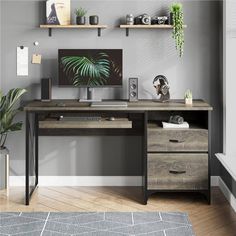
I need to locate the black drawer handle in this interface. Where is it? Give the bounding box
[169,139,185,143]
[169,161,186,174]
[169,170,186,174]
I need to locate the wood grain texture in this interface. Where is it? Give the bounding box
[39,118,132,129]
[0,187,235,236]
[119,24,187,29]
[40,25,107,29]
[148,124,208,152]
[24,100,213,112]
[147,153,208,190]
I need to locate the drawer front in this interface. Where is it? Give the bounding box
[148,128,208,152]
[147,153,208,190]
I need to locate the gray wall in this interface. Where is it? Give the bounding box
[0,0,222,176]
[220,163,236,198]
[218,0,236,197]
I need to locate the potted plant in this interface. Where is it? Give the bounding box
[75,7,87,25]
[0,88,27,150]
[170,3,184,57]
[184,89,192,105]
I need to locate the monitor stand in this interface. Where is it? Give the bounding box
[79,87,102,102]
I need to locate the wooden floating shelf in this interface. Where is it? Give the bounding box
[40,24,108,37]
[120,24,187,36]
[40,25,107,28]
[39,118,132,129]
[120,24,175,29]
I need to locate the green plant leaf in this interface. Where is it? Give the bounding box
[61,53,111,86]
[7,122,23,132]
[74,7,87,17]
[0,88,26,136]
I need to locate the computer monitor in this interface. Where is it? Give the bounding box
[58,49,123,101]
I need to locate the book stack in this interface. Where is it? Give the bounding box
[162,121,189,129]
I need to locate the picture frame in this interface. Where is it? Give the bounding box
[46,0,71,25]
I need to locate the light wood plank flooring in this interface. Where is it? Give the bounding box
[0,187,236,236]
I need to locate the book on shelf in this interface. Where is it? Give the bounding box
[162,121,189,129]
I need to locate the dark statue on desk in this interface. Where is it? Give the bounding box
[153,75,170,102]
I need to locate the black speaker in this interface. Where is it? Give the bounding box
[41,78,52,102]
[129,78,138,102]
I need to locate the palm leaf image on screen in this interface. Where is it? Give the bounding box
[61,53,113,86]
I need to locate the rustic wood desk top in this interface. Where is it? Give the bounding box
[23,99,213,112]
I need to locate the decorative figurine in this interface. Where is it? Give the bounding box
[126,14,134,25]
[153,75,170,102]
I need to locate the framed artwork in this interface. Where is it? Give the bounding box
[46,0,71,25]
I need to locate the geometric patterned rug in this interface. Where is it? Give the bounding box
[0,212,195,236]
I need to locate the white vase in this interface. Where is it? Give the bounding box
[185,98,192,105]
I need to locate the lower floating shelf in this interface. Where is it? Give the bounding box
[40,24,108,37]
[120,24,187,36]
[120,24,176,28]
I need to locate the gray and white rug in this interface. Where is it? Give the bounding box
[0,212,195,236]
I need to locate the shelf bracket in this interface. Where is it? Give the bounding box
[126,28,129,37]
[49,28,52,37]
[98,28,101,37]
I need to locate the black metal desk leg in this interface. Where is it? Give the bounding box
[142,112,148,205]
[25,112,38,205]
[35,114,39,186]
[208,111,212,204]
[25,112,30,205]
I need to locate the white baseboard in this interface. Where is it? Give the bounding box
[218,176,236,212]
[10,176,142,187]
[10,176,219,187]
[211,176,219,186]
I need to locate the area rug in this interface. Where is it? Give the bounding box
[0,212,195,236]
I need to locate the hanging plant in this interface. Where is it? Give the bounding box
[170,3,184,57]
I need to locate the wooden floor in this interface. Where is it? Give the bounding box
[0,187,236,236]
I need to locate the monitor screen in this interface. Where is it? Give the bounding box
[58,49,123,87]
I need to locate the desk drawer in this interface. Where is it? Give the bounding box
[147,153,208,190]
[148,128,208,152]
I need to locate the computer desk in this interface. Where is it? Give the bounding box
[23,99,212,205]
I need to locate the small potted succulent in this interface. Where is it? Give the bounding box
[170,3,184,57]
[184,89,192,105]
[75,7,87,25]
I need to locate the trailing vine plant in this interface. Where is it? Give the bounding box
[170,3,184,57]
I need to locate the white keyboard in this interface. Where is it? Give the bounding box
[91,101,128,107]
[60,116,101,121]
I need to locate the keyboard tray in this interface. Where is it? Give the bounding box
[39,118,132,129]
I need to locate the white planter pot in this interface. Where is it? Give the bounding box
[185,98,192,105]
[0,147,9,191]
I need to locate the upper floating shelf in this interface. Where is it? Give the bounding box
[119,24,187,36]
[40,24,108,37]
